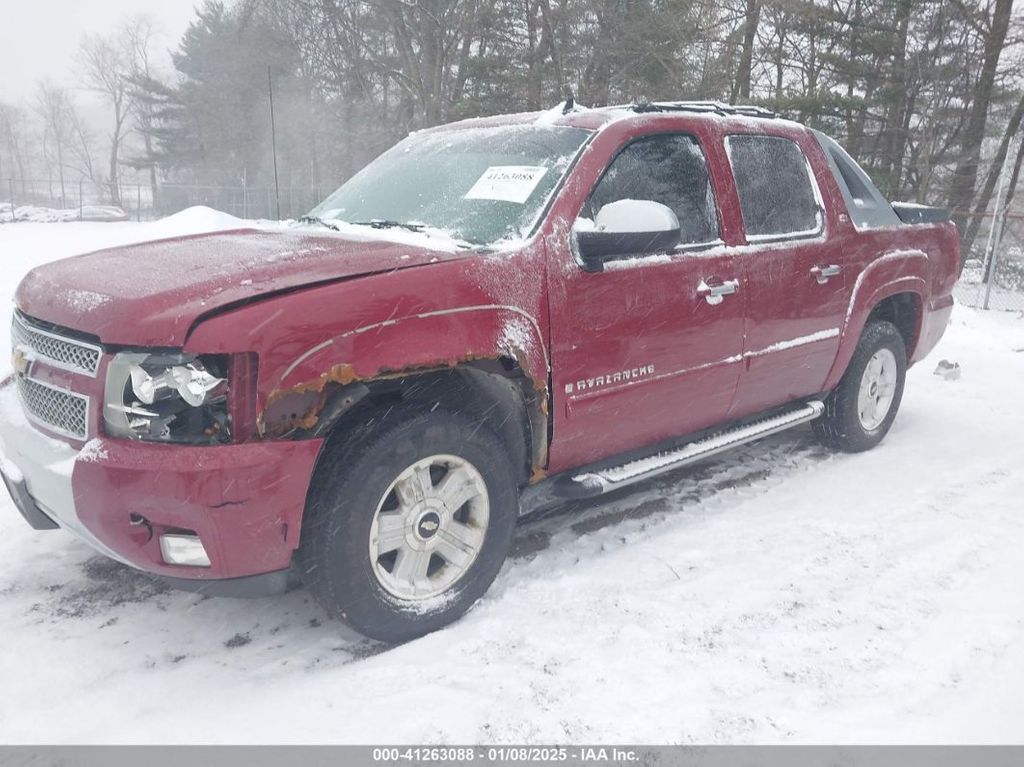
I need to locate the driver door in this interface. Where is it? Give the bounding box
[547,132,745,471]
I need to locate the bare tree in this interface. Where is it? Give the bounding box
[0,102,31,186]
[123,16,160,206]
[80,31,135,205]
[731,0,762,102]
[69,106,98,185]
[947,0,1014,241]
[963,92,1024,250]
[34,81,75,207]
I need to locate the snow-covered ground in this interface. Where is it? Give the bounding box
[0,217,1022,744]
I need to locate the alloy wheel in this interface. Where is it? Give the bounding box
[857,348,898,431]
[368,454,490,600]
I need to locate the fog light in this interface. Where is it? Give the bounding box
[159,533,211,567]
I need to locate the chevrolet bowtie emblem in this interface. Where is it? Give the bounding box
[12,346,30,375]
[419,520,439,532]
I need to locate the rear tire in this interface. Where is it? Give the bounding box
[298,406,518,643]
[813,320,907,453]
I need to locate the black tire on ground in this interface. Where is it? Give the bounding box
[297,405,518,643]
[813,319,908,453]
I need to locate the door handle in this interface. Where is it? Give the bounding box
[697,278,739,306]
[810,264,841,284]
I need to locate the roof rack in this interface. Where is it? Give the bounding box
[629,101,777,119]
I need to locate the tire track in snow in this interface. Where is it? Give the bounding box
[10,420,1009,687]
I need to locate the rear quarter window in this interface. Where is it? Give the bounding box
[726,134,822,240]
[813,130,901,230]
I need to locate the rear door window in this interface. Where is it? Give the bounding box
[726,135,822,240]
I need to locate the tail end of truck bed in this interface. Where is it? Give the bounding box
[891,202,951,226]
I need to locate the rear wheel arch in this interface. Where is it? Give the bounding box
[826,279,925,391]
[865,291,922,360]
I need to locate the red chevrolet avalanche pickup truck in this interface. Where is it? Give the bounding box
[1,102,959,641]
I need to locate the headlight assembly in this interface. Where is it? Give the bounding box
[104,352,231,443]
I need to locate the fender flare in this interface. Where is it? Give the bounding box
[824,250,928,390]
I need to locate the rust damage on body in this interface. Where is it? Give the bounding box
[259,354,550,454]
[259,363,360,435]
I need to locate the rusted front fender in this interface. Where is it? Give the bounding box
[183,245,551,443]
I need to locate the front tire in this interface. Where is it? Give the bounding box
[813,320,907,453]
[298,406,518,643]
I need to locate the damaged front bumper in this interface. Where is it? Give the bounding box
[0,380,322,597]
[1,463,60,531]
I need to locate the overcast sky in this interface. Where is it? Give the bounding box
[0,0,198,103]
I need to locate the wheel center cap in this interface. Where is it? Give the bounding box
[415,510,442,540]
[869,380,878,396]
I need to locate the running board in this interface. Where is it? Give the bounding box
[566,400,825,496]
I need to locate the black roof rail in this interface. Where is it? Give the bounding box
[629,101,777,119]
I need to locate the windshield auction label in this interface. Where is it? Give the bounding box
[464,165,548,204]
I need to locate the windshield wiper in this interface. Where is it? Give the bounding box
[301,215,432,236]
[350,219,426,233]
[297,215,341,231]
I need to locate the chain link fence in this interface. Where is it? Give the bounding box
[954,211,1024,313]
[0,177,326,224]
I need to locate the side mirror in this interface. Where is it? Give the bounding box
[574,199,681,269]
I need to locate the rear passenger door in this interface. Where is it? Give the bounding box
[725,133,851,419]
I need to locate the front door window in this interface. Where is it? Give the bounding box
[585,134,722,250]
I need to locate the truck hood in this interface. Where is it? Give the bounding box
[16,228,468,346]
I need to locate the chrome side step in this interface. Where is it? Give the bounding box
[568,400,825,495]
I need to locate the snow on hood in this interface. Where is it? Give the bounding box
[144,205,248,237]
[15,226,468,347]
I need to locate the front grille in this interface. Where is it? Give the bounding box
[16,376,89,440]
[12,314,101,377]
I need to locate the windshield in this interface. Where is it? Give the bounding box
[308,124,592,246]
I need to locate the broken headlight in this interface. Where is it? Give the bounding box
[104,352,231,443]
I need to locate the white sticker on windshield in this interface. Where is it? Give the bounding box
[464,166,548,204]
